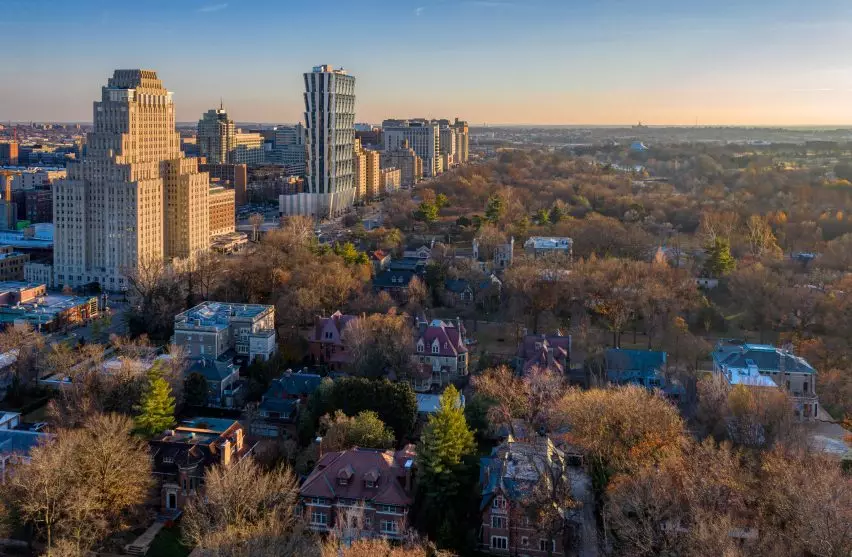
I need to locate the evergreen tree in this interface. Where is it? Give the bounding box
[185,372,209,407]
[550,201,565,223]
[135,364,176,436]
[703,237,736,277]
[485,194,505,224]
[535,208,551,225]
[416,384,477,548]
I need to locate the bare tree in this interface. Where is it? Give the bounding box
[182,458,316,557]
[249,213,264,242]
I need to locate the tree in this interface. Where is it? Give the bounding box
[485,194,505,225]
[249,212,264,242]
[322,537,454,557]
[417,201,439,224]
[343,312,415,379]
[0,324,45,398]
[535,208,551,225]
[10,414,151,554]
[134,364,175,436]
[182,458,316,557]
[319,410,395,451]
[185,372,209,407]
[418,383,475,490]
[550,200,567,224]
[702,237,736,278]
[745,215,781,259]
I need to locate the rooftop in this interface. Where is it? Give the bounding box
[175,301,273,330]
[524,236,573,250]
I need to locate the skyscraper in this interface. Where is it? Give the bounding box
[280,65,355,217]
[198,105,264,166]
[54,69,210,290]
[197,105,235,165]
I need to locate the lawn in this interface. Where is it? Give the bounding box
[147,526,191,557]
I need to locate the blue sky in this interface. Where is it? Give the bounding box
[3,0,852,125]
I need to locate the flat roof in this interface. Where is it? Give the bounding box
[175,301,272,329]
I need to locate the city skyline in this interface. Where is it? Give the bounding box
[4,0,852,125]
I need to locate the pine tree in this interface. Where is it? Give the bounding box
[417,384,476,500]
[136,364,176,436]
[703,237,736,277]
[485,194,505,224]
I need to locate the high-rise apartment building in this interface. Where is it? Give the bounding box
[353,139,367,200]
[280,65,356,217]
[439,125,457,168]
[365,149,381,199]
[198,105,263,166]
[452,118,469,163]
[0,142,19,166]
[54,69,210,290]
[382,119,442,177]
[270,124,306,175]
[381,140,423,186]
[381,167,401,194]
[209,186,236,237]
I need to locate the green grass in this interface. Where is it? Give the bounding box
[147,527,191,557]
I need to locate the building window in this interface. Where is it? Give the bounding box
[491,536,508,550]
[492,515,507,529]
[432,343,439,354]
[493,495,506,510]
[366,480,376,488]
[365,515,372,529]
[539,539,555,552]
[380,520,398,534]
[311,511,328,526]
[521,536,529,546]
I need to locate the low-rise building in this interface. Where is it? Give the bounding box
[712,340,819,419]
[605,348,682,398]
[308,311,357,370]
[473,236,514,270]
[185,357,242,408]
[0,246,28,281]
[524,237,573,258]
[373,270,417,303]
[150,418,254,513]
[515,333,571,376]
[173,302,277,364]
[0,281,97,332]
[252,372,323,437]
[412,319,469,389]
[300,445,417,539]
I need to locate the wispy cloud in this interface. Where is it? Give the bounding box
[198,3,228,13]
[462,1,515,7]
[414,6,425,16]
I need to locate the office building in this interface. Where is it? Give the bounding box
[0,202,16,231]
[280,65,356,217]
[0,247,28,281]
[232,132,264,166]
[354,125,382,148]
[197,105,235,165]
[382,119,442,177]
[198,105,264,166]
[0,142,18,166]
[209,186,236,237]
[199,163,247,206]
[381,140,423,186]
[270,125,307,176]
[54,69,211,290]
[8,169,66,191]
[16,188,53,224]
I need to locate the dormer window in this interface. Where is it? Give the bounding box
[366,480,376,488]
[417,342,424,353]
[432,341,440,354]
[324,331,333,340]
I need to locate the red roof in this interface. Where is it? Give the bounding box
[300,446,416,507]
[416,320,467,358]
[309,311,358,346]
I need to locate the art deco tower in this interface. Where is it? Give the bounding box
[54,69,210,290]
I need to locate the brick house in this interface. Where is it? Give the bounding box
[515,333,571,376]
[149,418,254,513]
[299,445,417,540]
[479,436,580,556]
[308,311,358,370]
[412,318,469,389]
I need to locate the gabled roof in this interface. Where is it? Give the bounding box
[480,436,567,510]
[266,372,323,399]
[417,320,467,357]
[300,446,416,507]
[373,269,416,288]
[186,357,238,382]
[310,311,357,345]
[258,397,298,416]
[605,349,666,375]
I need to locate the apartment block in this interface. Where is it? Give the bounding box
[54,69,211,290]
[365,149,381,199]
[232,132,264,166]
[382,119,442,177]
[0,142,18,166]
[173,301,277,363]
[199,163,247,206]
[209,186,236,237]
[381,141,423,186]
[381,167,401,194]
[0,247,28,281]
[353,139,368,201]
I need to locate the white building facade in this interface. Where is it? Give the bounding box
[282,65,356,218]
[382,119,443,177]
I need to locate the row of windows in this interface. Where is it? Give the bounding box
[490,536,555,552]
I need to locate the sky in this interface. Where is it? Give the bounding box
[3,0,852,125]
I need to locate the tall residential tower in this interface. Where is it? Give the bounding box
[54,69,210,290]
[280,65,356,217]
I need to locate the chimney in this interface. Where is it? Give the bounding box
[315,436,323,460]
[235,428,244,451]
[403,459,414,494]
[221,438,232,466]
